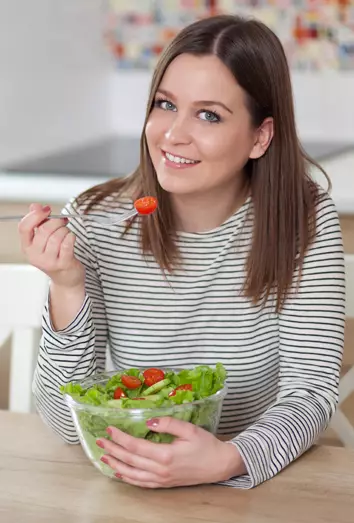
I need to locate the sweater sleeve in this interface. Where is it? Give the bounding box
[32,201,108,443]
[219,195,346,488]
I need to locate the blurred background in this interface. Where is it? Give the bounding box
[0,1,353,444]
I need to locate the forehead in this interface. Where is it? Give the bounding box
[158,53,244,104]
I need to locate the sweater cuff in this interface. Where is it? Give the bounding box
[43,292,91,339]
[216,437,265,489]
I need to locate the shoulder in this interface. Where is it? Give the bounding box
[305,190,344,265]
[316,189,339,227]
[314,190,341,233]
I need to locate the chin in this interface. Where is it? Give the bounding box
[156,176,197,196]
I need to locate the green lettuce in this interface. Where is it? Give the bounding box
[61,363,227,443]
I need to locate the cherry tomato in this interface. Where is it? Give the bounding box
[113,387,126,399]
[143,368,165,387]
[121,375,142,389]
[169,383,193,396]
[134,196,158,215]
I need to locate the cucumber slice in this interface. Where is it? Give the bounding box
[142,394,161,401]
[142,378,171,396]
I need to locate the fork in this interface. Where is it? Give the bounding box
[0,207,138,226]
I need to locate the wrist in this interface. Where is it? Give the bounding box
[50,281,85,299]
[217,441,247,482]
[49,281,86,332]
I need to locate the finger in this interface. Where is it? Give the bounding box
[58,231,76,265]
[30,203,44,212]
[44,226,70,260]
[119,478,161,489]
[105,426,173,465]
[96,437,166,475]
[32,218,68,254]
[146,416,198,440]
[100,454,163,487]
[19,205,51,249]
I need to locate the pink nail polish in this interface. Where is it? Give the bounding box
[146,418,159,428]
[96,439,105,448]
[115,472,122,479]
[106,427,113,436]
[100,455,109,465]
[43,205,51,212]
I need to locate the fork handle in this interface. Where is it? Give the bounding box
[0,214,81,222]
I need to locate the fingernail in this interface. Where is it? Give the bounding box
[106,427,113,436]
[146,418,159,428]
[96,439,105,449]
[115,472,122,479]
[100,455,109,464]
[43,205,51,212]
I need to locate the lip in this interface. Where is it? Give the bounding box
[161,150,200,169]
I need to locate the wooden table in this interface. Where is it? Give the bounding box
[1,411,354,523]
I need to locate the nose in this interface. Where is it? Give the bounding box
[164,113,192,146]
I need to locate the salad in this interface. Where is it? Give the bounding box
[61,363,227,444]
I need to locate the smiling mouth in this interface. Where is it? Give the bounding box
[163,151,200,165]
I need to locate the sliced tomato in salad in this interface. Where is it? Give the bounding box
[121,375,142,389]
[169,383,193,397]
[113,387,126,399]
[143,368,165,387]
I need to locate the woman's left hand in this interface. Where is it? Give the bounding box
[96,417,246,488]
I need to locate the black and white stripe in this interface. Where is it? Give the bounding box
[33,193,345,488]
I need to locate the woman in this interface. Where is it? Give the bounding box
[19,15,345,489]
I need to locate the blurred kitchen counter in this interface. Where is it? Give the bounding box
[0,135,353,210]
[0,136,353,264]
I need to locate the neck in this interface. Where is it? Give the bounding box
[171,178,249,233]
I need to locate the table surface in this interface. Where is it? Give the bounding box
[1,411,354,523]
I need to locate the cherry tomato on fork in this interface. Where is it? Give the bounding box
[169,383,193,397]
[121,375,142,389]
[143,368,165,387]
[134,196,158,215]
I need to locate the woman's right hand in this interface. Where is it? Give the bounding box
[18,203,85,290]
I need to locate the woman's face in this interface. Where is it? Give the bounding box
[145,53,272,198]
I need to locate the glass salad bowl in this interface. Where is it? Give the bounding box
[62,364,228,479]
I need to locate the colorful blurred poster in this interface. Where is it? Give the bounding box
[104,1,354,71]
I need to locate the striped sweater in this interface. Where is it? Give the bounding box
[33,193,346,488]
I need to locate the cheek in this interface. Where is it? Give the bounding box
[198,126,254,165]
[145,117,166,172]
[145,111,171,144]
[145,118,157,149]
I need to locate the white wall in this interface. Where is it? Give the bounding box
[292,73,354,142]
[0,0,113,166]
[109,70,354,142]
[108,71,151,136]
[0,1,353,168]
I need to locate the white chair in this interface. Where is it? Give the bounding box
[330,254,354,447]
[0,264,49,413]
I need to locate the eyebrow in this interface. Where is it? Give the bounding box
[156,88,233,114]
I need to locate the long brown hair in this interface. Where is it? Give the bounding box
[77,15,329,312]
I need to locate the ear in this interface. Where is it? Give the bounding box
[249,117,274,159]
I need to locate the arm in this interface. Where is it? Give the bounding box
[32,202,108,444]
[221,195,346,488]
